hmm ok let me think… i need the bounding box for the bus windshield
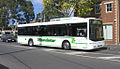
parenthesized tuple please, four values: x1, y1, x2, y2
(89, 19, 104, 41)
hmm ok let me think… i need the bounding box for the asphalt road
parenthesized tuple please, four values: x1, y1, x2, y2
(0, 41, 120, 69)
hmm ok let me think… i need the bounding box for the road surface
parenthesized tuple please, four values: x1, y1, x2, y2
(0, 41, 120, 69)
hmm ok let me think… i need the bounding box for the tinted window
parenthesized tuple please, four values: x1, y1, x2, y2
(46, 25, 67, 36)
(18, 26, 38, 35)
(68, 23, 87, 37)
(18, 23, 87, 37)
(89, 19, 104, 41)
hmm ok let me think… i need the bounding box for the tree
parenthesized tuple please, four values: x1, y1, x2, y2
(36, 0, 70, 22)
(71, 0, 98, 16)
(43, 0, 71, 17)
(0, 0, 9, 30)
(42, 0, 99, 19)
(21, 1, 35, 23)
(9, 0, 35, 24)
(36, 13, 43, 22)
(0, 0, 35, 34)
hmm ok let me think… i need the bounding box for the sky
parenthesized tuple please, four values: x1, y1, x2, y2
(28, 0, 44, 17)
(27, 0, 74, 18)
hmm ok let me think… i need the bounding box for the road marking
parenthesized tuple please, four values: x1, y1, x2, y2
(64, 52, 88, 55)
(3, 43, 120, 63)
(12, 45, 37, 49)
(98, 56, 120, 59)
(87, 52, 114, 56)
(40, 48, 120, 63)
(41, 48, 56, 51)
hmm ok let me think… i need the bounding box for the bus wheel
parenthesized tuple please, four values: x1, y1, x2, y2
(62, 41, 71, 50)
(28, 40, 34, 46)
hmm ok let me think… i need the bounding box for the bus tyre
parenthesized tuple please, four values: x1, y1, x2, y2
(28, 40, 34, 46)
(62, 41, 71, 50)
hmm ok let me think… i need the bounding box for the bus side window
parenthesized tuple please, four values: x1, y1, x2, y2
(79, 30, 85, 37)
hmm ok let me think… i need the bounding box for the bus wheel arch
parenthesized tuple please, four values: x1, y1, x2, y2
(28, 39, 34, 46)
(62, 40, 71, 50)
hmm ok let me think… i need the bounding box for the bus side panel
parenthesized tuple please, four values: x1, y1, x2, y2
(31, 36, 41, 45)
(70, 37, 88, 49)
(17, 36, 28, 45)
(17, 36, 41, 45)
(39, 36, 89, 50)
(40, 36, 73, 48)
(41, 37, 60, 47)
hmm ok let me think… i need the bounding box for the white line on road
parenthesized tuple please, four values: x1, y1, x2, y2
(41, 48, 56, 51)
(64, 52, 88, 55)
(40, 48, 120, 63)
(98, 56, 120, 59)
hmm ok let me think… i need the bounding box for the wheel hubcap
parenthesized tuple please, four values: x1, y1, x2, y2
(29, 41, 33, 46)
(63, 42, 69, 49)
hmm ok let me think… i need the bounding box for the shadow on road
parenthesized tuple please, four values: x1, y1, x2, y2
(20, 44, 108, 52)
(0, 64, 9, 69)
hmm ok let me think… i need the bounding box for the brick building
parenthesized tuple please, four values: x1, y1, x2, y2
(99, 0, 120, 45)
(76, 0, 120, 45)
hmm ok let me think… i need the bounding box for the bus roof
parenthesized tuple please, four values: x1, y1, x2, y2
(18, 17, 97, 27)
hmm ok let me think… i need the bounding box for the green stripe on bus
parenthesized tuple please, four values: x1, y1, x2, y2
(74, 43, 87, 44)
(18, 36, 88, 45)
(18, 36, 73, 39)
(71, 38, 88, 44)
(37, 38, 56, 42)
(83, 47, 88, 49)
(42, 44, 61, 47)
(71, 46, 77, 48)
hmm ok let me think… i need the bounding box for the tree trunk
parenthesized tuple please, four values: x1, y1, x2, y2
(74, 5, 78, 17)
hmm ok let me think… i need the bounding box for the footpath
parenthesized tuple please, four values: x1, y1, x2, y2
(98, 45, 120, 55)
(105, 45, 120, 51)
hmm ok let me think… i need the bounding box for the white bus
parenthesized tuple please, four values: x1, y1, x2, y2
(17, 17, 104, 50)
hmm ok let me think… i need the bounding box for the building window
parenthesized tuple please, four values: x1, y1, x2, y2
(103, 25, 113, 40)
(106, 3, 112, 13)
(95, 4, 100, 14)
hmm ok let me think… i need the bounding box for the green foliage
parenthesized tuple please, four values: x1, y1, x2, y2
(36, 13, 41, 22)
(41, 0, 99, 20)
(0, 0, 35, 30)
(43, 0, 71, 17)
(0, 0, 9, 29)
(37, 0, 72, 22)
(72, 0, 97, 16)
